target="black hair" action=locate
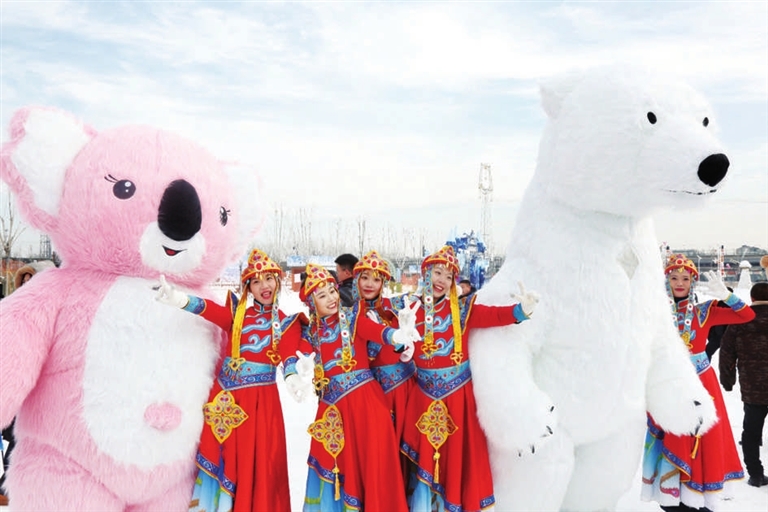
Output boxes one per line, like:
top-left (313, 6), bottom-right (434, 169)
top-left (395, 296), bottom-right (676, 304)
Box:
top-left (334, 253), bottom-right (359, 271)
top-left (751, 282), bottom-right (768, 302)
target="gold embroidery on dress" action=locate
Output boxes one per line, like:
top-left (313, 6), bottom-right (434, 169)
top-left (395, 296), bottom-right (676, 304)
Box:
top-left (226, 357), bottom-right (247, 374)
top-left (416, 399), bottom-right (458, 483)
top-left (313, 363), bottom-right (329, 393)
top-left (203, 390), bottom-right (249, 444)
top-left (450, 352), bottom-right (463, 365)
top-left (308, 404), bottom-right (345, 500)
top-left (266, 347), bottom-right (282, 365)
top-left (421, 332), bottom-right (437, 359)
top-left (681, 331), bottom-right (692, 350)
top-left (337, 345), bottom-right (357, 372)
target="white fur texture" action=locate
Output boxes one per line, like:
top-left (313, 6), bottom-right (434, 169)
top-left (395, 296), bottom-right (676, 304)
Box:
top-left (10, 109), bottom-right (91, 216)
top-left (470, 66), bottom-right (722, 512)
top-left (83, 277), bottom-right (219, 469)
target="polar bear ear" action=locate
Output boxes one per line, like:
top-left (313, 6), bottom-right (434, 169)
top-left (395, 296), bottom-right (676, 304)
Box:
top-left (223, 163), bottom-right (266, 260)
top-left (1, 107), bottom-right (95, 231)
top-left (539, 70), bottom-right (582, 119)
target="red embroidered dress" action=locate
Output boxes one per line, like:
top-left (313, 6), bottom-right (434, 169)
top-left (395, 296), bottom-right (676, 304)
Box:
top-left (400, 295), bottom-right (527, 512)
top-left (642, 293), bottom-right (754, 510)
top-left (365, 297), bottom-right (417, 443)
top-left (289, 302), bottom-right (409, 512)
top-left (188, 294), bottom-right (300, 512)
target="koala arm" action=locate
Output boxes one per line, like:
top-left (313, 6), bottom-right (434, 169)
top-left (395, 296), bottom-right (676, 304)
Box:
top-left (0, 282), bottom-right (57, 427)
top-left (645, 316), bottom-right (717, 437)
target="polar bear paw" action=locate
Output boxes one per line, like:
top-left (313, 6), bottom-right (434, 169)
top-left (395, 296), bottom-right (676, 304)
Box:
top-left (485, 387), bottom-right (557, 455)
top-left (647, 386), bottom-right (718, 437)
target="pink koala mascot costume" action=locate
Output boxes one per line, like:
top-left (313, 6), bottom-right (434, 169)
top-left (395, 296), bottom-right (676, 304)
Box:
top-left (0, 107), bottom-right (263, 511)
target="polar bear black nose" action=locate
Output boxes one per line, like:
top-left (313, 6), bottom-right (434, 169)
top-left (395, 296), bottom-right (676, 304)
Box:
top-left (157, 179), bottom-right (202, 242)
top-left (697, 153), bottom-right (729, 187)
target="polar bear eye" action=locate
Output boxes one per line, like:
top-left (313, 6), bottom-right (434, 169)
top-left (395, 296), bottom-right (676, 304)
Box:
top-left (219, 206), bottom-right (230, 226)
top-left (703, 117), bottom-right (709, 127)
top-left (646, 112), bottom-right (657, 124)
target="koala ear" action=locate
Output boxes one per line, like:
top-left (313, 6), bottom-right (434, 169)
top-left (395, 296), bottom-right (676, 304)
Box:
top-left (1, 107), bottom-right (95, 231)
top-left (539, 70), bottom-right (582, 120)
top-left (224, 163), bottom-right (266, 260)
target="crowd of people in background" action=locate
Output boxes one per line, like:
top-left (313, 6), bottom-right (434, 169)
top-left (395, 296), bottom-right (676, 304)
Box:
top-left (1, 248), bottom-right (766, 512)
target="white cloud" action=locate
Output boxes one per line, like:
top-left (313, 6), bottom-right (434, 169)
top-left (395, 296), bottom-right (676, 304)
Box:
top-left (1, 1), bottom-right (766, 253)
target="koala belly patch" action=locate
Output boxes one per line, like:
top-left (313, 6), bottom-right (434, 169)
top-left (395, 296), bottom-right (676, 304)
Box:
top-left (81, 277), bottom-right (218, 469)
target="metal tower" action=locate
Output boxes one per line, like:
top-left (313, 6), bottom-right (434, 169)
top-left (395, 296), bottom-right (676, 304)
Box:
top-left (39, 234), bottom-right (52, 259)
top-left (478, 163), bottom-right (493, 255)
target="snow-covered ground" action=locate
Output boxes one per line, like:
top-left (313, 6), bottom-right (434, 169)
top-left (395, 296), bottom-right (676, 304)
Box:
top-left (2, 287), bottom-right (766, 511)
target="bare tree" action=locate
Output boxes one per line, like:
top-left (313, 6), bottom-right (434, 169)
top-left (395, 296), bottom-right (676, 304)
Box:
top-left (1, 191), bottom-right (27, 295)
top-left (356, 216), bottom-right (366, 257)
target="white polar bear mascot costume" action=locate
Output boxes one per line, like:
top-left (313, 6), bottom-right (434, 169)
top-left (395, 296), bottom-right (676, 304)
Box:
top-left (470, 66), bottom-right (726, 511)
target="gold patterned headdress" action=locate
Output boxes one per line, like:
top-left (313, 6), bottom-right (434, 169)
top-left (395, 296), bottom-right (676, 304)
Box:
top-left (353, 250), bottom-right (393, 281)
top-left (664, 253), bottom-right (699, 279)
top-left (300, 263), bottom-right (337, 303)
top-left (420, 245), bottom-right (460, 277)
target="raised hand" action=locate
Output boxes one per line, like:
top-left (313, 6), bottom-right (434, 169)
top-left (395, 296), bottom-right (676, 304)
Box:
top-left (295, 350), bottom-right (316, 381)
top-left (397, 295), bottom-right (420, 332)
top-left (367, 310), bottom-right (381, 324)
top-left (699, 270), bottom-right (731, 300)
top-left (512, 281), bottom-right (540, 317)
top-left (154, 275), bottom-right (189, 309)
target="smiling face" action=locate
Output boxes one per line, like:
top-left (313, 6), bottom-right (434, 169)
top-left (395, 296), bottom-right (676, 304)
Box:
top-left (249, 273), bottom-right (278, 306)
top-left (357, 270), bottom-right (384, 300)
top-left (430, 264), bottom-right (455, 300)
top-left (668, 271), bottom-right (693, 299)
top-left (313, 283), bottom-right (339, 317)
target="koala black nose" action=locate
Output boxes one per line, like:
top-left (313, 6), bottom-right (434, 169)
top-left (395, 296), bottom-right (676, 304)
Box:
top-left (697, 153), bottom-right (729, 187)
top-left (157, 179), bottom-right (202, 242)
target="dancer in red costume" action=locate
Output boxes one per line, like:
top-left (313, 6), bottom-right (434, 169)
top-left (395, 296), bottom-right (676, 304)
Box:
top-left (641, 254), bottom-right (755, 512)
top-left (399, 245), bottom-right (539, 512)
top-left (352, 250), bottom-right (416, 443)
top-left (292, 263), bottom-right (417, 512)
top-left (157, 249), bottom-right (304, 512)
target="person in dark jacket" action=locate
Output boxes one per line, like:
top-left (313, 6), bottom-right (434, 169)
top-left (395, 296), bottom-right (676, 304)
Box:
top-left (334, 253), bottom-right (359, 308)
top-left (705, 287), bottom-right (734, 361)
top-left (720, 282), bottom-right (768, 487)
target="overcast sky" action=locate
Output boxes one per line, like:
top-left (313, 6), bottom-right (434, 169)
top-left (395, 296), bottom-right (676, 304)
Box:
top-left (1, 1), bottom-right (766, 256)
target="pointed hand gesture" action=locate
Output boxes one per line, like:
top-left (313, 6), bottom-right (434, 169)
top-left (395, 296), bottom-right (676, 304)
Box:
top-left (154, 275), bottom-right (189, 309)
top-left (397, 295), bottom-right (420, 332)
top-left (295, 351), bottom-right (316, 381)
top-left (512, 281), bottom-right (540, 317)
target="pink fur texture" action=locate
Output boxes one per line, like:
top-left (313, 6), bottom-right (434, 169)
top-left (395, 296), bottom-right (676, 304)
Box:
top-left (0, 107), bottom-right (263, 511)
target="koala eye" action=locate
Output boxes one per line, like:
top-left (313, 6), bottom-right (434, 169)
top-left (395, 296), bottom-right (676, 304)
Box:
top-left (104, 175), bottom-right (136, 200)
top-left (646, 112), bottom-right (657, 124)
top-left (703, 117), bottom-right (709, 127)
top-left (219, 206), bottom-right (230, 226)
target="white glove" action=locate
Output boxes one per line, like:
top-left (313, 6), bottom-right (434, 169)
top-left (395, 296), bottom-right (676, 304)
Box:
top-left (392, 328), bottom-right (415, 355)
top-left (285, 374), bottom-right (310, 403)
top-left (397, 296), bottom-right (420, 333)
top-left (700, 270), bottom-right (730, 301)
top-left (366, 310), bottom-right (381, 324)
top-left (512, 281), bottom-right (540, 317)
top-left (295, 351), bottom-right (316, 380)
top-left (154, 275), bottom-right (189, 309)
top-left (399, 342), bottom-right (415, 362)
